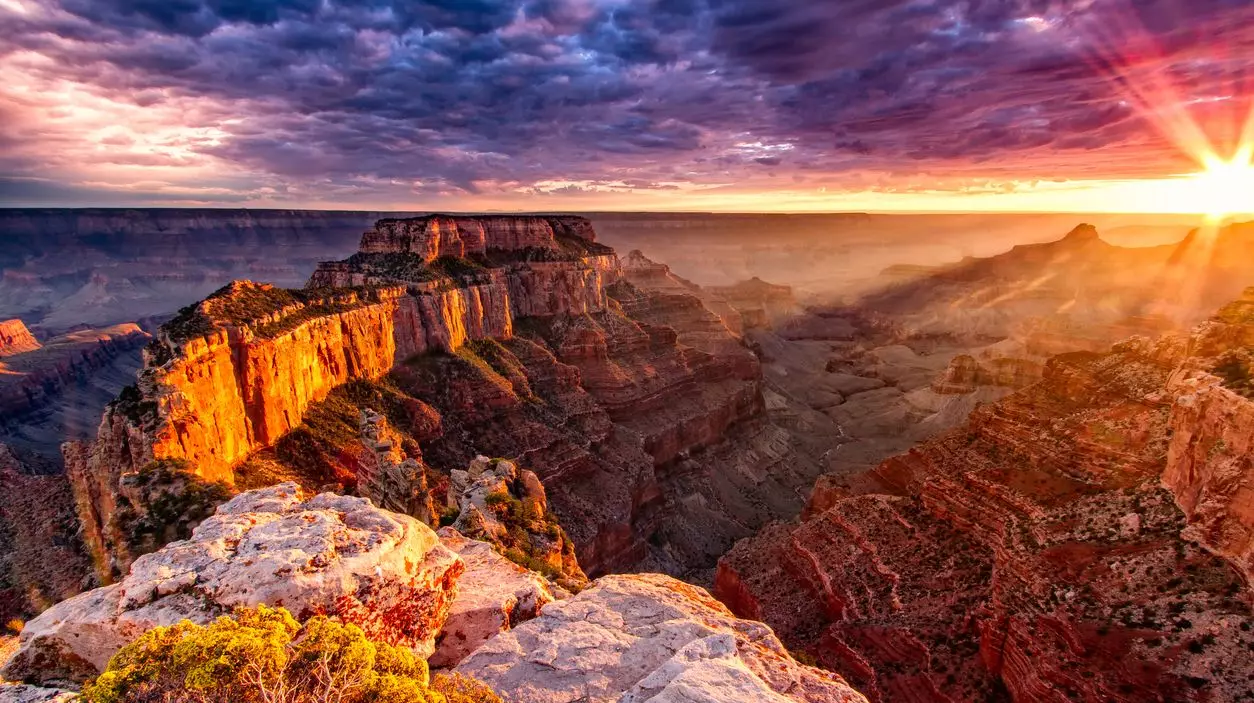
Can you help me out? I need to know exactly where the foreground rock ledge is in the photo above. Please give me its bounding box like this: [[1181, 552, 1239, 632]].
[[455, 573, 868, 703], [2, 483, 462, 686]]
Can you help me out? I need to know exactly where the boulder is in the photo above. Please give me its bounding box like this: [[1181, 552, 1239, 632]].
[[430, 528, 563, 669], [455, 573, 867, 703], [2, 483, 462, 686]]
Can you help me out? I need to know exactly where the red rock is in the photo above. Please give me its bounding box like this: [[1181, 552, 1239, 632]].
[[0, 319, 39, 357], [717, 295, 1254, 702]]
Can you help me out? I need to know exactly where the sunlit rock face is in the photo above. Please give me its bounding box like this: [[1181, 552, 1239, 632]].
[[1, 483, 463, 687], [456, 573, 869, 703], [67, 214, 831, 585], [0, 319, 39, 357], [717, 292, 1254, 702]]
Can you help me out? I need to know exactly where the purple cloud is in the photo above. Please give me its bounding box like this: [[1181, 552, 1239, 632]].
[[0, 0, 1251, 206]]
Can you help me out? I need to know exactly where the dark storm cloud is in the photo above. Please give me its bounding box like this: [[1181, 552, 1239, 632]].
[[3, 0, 1254, 199]]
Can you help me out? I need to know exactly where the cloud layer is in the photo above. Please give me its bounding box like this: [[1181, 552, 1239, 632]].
[[1, 0, 1252, 208]]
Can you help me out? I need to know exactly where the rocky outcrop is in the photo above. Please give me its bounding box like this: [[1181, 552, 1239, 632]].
[[446, 456, 587, 591], [456, 573, 869, 703], [357, 408, 437, 523], [1159, 292, 1254, 583], [718, 302, 1254, 701], [0, 320, 39, 357], [931, 354, 1043, 394], [430, 528, 562, 669], [2, 483, 462, 686]]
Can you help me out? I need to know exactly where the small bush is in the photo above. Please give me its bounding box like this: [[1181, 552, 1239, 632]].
[[81, 605, 501, 703]]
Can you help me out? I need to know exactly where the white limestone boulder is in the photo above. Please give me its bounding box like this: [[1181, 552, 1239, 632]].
[[2, 483, 463, 686], [455, 573, 868, 703], [429, 528, 564, 668]]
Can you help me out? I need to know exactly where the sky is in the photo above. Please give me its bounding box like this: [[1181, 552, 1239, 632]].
[[0, 0, 1252, 213]]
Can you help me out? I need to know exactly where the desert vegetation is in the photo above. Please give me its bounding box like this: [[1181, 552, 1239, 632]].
[[81, 605, 501, 703]]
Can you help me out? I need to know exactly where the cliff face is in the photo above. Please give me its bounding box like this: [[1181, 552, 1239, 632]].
[[0, 320, 39, 357], [357, 214, 597, 259], [69, 215, 826, 584], [1159, 290, 1254, 582], [120, 283, 510, 487], [717, 293, 1254, 702]]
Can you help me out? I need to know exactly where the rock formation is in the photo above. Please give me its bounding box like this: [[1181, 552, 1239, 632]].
[[357, 408, 437, 523], [931, 354, 1043, 394], [2, 483, 462, 686], [67, 215, 834, 586], [0, 320, 39, 357], [430, 527, 563, 669], [456, 573, 869, 703], [716, 291, 1254, 701], [446, 456, 586, 591], [4, 484, 870, 703]]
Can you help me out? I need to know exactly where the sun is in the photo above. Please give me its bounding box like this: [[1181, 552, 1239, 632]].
[[1184, 151, 1254, 220]]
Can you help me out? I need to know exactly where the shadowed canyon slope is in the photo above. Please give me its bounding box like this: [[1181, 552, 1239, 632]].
[[716, 287, 1254, 702]]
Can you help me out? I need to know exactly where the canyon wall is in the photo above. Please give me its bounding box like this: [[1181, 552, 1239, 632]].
[[0, 324, 150, 422], [66, 215, 837, 586], [716, 292, 1254, 701], [0, 319, 39, 356]]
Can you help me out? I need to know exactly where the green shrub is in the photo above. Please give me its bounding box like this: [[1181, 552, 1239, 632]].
[[81, 605, 501, 703], [113, 460, 231, 560]]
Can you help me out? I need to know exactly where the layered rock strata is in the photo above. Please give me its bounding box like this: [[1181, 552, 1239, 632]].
[[2, 483, 463, 686], [0, 324, 149, 422], [0, 320, 39, 357], [65, 216, 620, 577], [717, 299, 1254, 701], [456, 573, 869, 703], [69, 215, 836, 586]]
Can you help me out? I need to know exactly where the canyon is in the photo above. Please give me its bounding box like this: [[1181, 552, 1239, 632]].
[[61, 214, 831, 587], [5, 211, 1254, 701]]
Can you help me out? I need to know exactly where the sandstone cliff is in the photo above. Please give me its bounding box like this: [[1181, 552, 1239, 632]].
[[0, 320, 39, 357], [717, 291, 1254, 702], [68, 215, 831, 589]]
